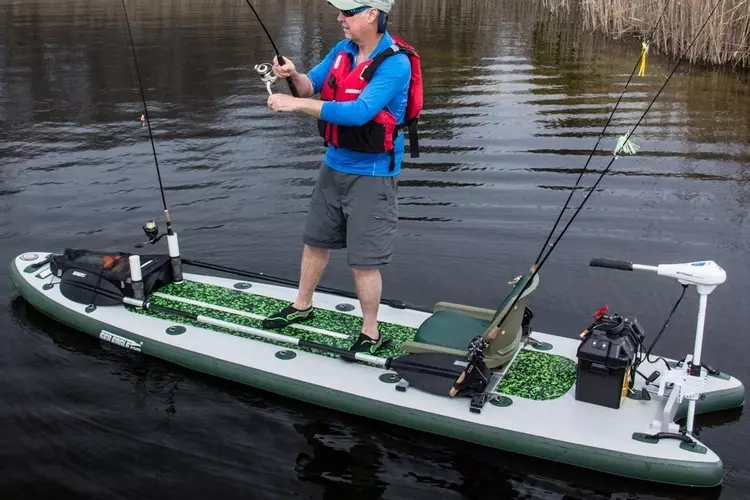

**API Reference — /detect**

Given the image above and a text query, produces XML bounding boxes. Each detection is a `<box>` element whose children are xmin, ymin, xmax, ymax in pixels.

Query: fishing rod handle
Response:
<box><xmin>286</xmin><ymin>76</ymin><xmax>300</xmax><ymax>97</ymax></box>
<box><xmin>589</xmin><ymin>258</ymin><xmax>633</xmax><ymax>271</ymax></box>
<box><xmin>275</xmin><ymin>54</ymin><xmax>300</xmax><ymax>97</ymax></box>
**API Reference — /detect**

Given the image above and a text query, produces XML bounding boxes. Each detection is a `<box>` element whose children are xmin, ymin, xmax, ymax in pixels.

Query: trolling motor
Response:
<box><xmin>254</xmin><ymin>63</ymin><xmax>278</xmax><ymax>95</ymax></box>
<box><xmin>588</xmin><ymin>258</ymin><xmax>727</xmax><ymax>438</ymax></box>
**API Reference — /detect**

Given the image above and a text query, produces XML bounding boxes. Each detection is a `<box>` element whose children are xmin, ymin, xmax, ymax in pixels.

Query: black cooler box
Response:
<box><xmin>575</xmin><ymin>317</ymin><xmax>641</xmax><ymax>409</ymax></box>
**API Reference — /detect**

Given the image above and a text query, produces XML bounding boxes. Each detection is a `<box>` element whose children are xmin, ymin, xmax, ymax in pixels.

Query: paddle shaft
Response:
<box><xmin>59</xmin><ymin>277</ymin><xmax>474</xmax><ymax>392</ymax></box>
<box><xmin>138</xmin><ymin>298</ymin><xmax>386</xmax><ymax>365</ymax></box>
<box><xmin>149</xmin><ymin>297</ymin><xmax>470</xmax><ymax>382</ymax></box>
<box><xmin>133</xmin><ymin>296</ymin><xmax>467</xmax><ymax>379</ymax></box>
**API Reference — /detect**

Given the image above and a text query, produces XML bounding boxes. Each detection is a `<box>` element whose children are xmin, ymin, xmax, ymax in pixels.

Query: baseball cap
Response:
<box><xmin>327</xmin><ymin>0</ymin><xmax>394</xmax><ymax>14</ymax></box>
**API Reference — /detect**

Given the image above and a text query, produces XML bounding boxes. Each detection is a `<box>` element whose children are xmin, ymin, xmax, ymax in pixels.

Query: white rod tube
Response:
<box><xmin>129</xmin><ymin>255</ymin><xmax>143</xmax><ymax>282</ymax></box>
<box><xmin>167</xmin><ymin>232</ymin><xmax>183</xmax><ymax>283</ymax></box>
<box><xmin>129</xmin><ymin>254</ymin><xmax>145</xmax><ymax>300</ymax></box>
<box><xmin>167</xmin><ymin>233</ymin><xmax>180</xmax><ymax>258</ymax></box>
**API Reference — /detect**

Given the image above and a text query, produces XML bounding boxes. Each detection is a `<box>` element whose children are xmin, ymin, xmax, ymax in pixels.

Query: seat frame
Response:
<box><xmin>402</xmin><ymin>272</ymin><xmax>539</xmax><ymax>369</ymax></box>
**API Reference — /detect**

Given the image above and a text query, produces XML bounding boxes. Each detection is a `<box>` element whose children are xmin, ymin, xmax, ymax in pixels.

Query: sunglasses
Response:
<box><xmin>340</xmin><ymin>5</ymin><xmax>371</xmax><ymax>17</ymax></box>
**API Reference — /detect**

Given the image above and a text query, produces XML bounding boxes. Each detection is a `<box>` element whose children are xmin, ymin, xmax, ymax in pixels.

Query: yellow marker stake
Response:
<box><xmin>638</xmin><ymin>41</ymin><xmax>649</xmax><ymax>76</ymax></box>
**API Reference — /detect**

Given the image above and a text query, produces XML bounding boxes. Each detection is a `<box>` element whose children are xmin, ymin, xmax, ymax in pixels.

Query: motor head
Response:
<box><xmin>657</xmin><ymin>260</ymin><xmax>726</xmax><ymax>287</ymax></box>
<box><xmin>590</xmin><ymin>257</ymin><xmax>727</xmax><ymax>290</ymax></box>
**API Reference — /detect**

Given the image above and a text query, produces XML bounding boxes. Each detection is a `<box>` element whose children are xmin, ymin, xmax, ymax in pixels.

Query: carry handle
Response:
<box><xmin>589</xmin><ymin>258</ymin><xmax>633</xmax><ymax>271</ymax></box>
<box><xmin>590</xmin><ymin>362</ymin><xmax>610</xmax><ymax>375</ymax></box>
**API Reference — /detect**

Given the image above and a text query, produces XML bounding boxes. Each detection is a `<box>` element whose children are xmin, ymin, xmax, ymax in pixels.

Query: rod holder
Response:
<box><xmin>129</xmin><ymin>254</ymin><xmax>145</xmax><ymax>300</ymax></box>
<box><xmin>167</xmin><ymin>233</ymin><xmax>183</xmax><ymax>283</ymax></box>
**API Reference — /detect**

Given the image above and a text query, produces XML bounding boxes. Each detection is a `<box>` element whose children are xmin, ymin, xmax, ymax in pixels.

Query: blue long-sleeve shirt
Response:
<box><xmin>307</xmin><ymin>31</ymin><xmax>411</xmax><ymax>176</ymax></box>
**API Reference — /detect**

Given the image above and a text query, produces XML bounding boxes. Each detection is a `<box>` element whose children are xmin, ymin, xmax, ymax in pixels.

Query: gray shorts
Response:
<box><xmin>303</xmin><ymin>163</ymin><xmax>398</xmax><ymax>268</ymax></box>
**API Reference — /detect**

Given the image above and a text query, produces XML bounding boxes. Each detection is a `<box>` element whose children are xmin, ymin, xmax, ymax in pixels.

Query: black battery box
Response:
<box><xmin>575</xmin><ymin>312</ymin><xmax>643</xmax><ymax>409</ymax></box>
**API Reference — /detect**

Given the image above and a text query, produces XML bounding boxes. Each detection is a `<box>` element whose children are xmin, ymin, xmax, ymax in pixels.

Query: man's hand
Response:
<box><xmin>273</xmin><ymin>56</ymin><xmax>297</xmax><ymax>79</ymax></box>
<box><xmin>267</xmin><ymin>93</ymin><xmax>298</xmax><ymax>112</ymax></box>
<box><xmin>270</xmin><ymin>56</ymin><xmax>316</xmax><ymax>97</ymax></box>
<box><xmin>267</xmin><ymin>93</ymin><xmax>324</xmax><ymax>118</ymax></box>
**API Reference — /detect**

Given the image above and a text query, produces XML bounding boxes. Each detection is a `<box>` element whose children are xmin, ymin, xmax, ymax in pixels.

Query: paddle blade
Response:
<box><xmin>388</xmin><ymin>353</ymin><xmax>471</xmax><ymax>397</ymax></box>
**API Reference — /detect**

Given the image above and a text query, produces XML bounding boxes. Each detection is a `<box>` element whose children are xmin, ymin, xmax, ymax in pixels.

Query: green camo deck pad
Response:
<box><xmin>495</xmin><ymin>349</ymin><xmax>577</xmax><ymax>400</ymax></box>
<box><xmin>126</xmin><ymin>279</ymin><xmax>418</xmax><ymax>359</ymax></box>
<box><xmin>127</xmin><ymin>280</ymin><xmax>577</xmax><ymax>400</ymax></box>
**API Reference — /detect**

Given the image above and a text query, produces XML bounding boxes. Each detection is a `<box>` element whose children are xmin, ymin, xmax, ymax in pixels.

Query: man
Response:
<box><xmin>262</xmin><ymin>0</ymin><xmax>419</xmax><ymax>354</ymax></box>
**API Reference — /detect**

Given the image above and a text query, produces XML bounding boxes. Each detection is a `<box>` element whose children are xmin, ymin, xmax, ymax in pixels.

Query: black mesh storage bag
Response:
<box><xmin>49</xmin><ymin>248</ymin><xmax>174</xmax><ymax>306</ymax></box>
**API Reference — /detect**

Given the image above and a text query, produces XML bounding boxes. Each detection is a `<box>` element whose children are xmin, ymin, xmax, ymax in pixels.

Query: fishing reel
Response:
<box><xmin>254</xmin><ymin>63</ymin><xmax>277</xmax><ymax>95</ymax></box>
<box><xmin>135</xmin><ymin>220</ymin><xmax>165</xmax><ymax>248</ymax></box>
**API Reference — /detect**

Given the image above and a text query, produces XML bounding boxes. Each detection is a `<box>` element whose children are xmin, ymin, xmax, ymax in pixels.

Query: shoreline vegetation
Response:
<box><xmin>541</xmin><ymin>0</ymin><xmax>750</xmax><ymax>69</ymax></box>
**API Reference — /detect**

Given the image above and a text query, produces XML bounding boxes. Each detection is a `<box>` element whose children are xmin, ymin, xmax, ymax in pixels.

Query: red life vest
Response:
<box><xmin>317</xmin><ymin>34</ymin><xmax>423</xmax><ymax>170</ymax></box>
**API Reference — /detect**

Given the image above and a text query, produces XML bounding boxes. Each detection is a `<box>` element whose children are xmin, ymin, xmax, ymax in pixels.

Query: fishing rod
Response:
<box><xmin>119</xmin><ymin>0</ymin><xmax>183</xmax><ymax>282</ymax></box>
<box><xmin>242</xmin><ymin>0</ymin><xmax>299</xmax><ymax>97</ymax></box>
<box><xmin>117</xmin><ymin>0</ymin><xmax>417</xmax><ymax>312</ymax></box>
<box><xmin>490</xmin><ymin>0</ymin><xmax>726</xmax><ymax>333</ymax></box>
<box><xmin>182</xmin><ymin>258</ymin><xmax>434</xmax><ymax>313</ymax></box>
<box><xmin>533</xmin><ymin>0</ymin><xmax>674</xmax><ymax>265</ymax></box>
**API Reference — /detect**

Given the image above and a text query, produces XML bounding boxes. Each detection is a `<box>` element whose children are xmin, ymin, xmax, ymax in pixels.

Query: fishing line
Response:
<box><xmin>119</xmin><ymin>0</ymin><xmax>175</xmax><ymax>233</ymax></box>
<box><xmin>242</xmin><ymin>0</ymin><xmax>300</xmax><ymax>97</ymax></box>
<box><xmin>533</xmin><ymin>0</ymin><xmax>674</xmax><ymax>265</ymax></box>
<box><xmin>536</xmin><ymin>0</ymin><xmax>724</xmax><ymax>267</ymax></box>
<box><xmin>494</xmin><ymin>0</ymin><xmax>726</xmax><ymax>332</ymax></box>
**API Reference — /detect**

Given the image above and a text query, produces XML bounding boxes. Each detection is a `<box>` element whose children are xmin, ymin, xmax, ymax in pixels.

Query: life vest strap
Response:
<box><xmin>406</xmin><ymin>118</ymin><xmax>419</xmax><ymax>158</ymax></box>
<box><xmin>318</xmin><ymin>39</ymin><xmax>422</xmax><ymax>166</ymax></box>
<box><xmin>361</xmin><ymin>44</ymin><xmax>411</xmax><ymax>82</ymax></box>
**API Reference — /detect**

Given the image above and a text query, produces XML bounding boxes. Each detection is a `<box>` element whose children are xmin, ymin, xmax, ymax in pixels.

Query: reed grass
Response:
<box><xmin>541</xmin><ymin>0</ymin><xmax>750</xmax><ymax>68</ymax></box>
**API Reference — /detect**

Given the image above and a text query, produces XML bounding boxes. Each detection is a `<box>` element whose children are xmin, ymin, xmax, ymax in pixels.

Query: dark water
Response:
<box><xmin>2</xmin><ymin>0</ymin><xmax>749</xmax><ymax>498</ymax></box>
